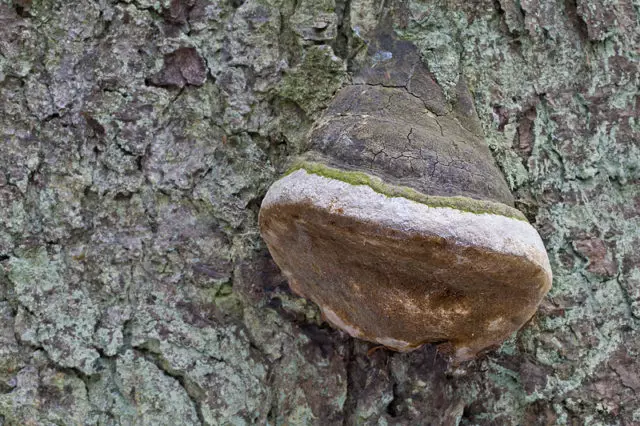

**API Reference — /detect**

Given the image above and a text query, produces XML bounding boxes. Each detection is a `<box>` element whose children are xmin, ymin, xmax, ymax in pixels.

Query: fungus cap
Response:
<box><xmin>259</xmin><ymin>167</ymin><xmax>552</xmax><ymax>362</ymax></box>
<box><xmin>259</xmin><ymin>27</ymin><xmax>552</xmax><ymax>362</ymax></box>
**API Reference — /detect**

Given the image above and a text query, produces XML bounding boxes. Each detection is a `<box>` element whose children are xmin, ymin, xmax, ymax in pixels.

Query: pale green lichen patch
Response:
<box><xmin>278</xmin><ymin>45</ymin><xmax>347</xmax><ymax>115</ymax></box>
<box><xmin>284</xmin><ymin>161</ymin><xmax>528</xmax><ymax>221</ymax></box>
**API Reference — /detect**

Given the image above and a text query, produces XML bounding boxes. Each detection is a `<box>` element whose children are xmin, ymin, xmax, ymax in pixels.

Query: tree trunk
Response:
<box><xmin>0</xmin><ymin>0</ymin><xmax>638</xmax><ymax>424</ymax></box>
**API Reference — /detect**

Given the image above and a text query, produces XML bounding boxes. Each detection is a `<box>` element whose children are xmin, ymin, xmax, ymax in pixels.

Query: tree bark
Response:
<box><xmin>0</xmin><ymin>0</ymin><xmax>638</xmax><ymax>424</ymax></box>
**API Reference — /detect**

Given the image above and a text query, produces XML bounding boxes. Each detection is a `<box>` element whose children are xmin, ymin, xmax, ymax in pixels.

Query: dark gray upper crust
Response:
<box><xmin>305</xmin><ymin>30</ymin><xmax>515</xmax><ymax>206</ymax></box>
<box><xmin>306</xmin><ymin>84</ymin><xmax>515</xmax><ymax>205</ymax></box>
<box><xmin>353</xmin><ymin>27</ymin><xmax>449</xmax><ymax>116</ymax></box>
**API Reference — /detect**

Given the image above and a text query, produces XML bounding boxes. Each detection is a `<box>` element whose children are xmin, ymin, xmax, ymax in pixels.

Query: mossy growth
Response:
<box><xmin>284</xmin><ymin>161</ymin><xmax>528</xmax><ymax>221</ymax></box>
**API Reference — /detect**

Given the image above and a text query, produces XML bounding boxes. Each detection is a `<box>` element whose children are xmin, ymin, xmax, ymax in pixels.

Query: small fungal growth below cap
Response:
<box><xmin>259</xmin><ymin>26</ymin><xmax>552</xmax><ymax>363</ymax></box>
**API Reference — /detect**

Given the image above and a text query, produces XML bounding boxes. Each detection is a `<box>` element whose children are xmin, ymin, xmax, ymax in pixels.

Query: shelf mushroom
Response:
<box><xmin>259</xmin><ymin>30</ymin><xmax>552</xmax><ymax>363</ymax></box>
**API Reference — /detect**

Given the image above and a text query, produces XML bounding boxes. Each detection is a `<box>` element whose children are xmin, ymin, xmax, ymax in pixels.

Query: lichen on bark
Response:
<box><xmin>0</xmin><ymin>0</ymin><xmax>639</xmax><ymax>424</ymax></box>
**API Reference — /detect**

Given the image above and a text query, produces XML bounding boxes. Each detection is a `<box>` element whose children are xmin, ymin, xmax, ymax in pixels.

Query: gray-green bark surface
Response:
<box><xmin>0</xmin><ymin>0</ymin><xmax>638</xmax><ymax>424</ymax></box>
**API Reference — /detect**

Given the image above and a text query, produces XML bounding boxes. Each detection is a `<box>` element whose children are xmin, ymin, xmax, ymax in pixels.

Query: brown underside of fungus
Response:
<box><xmin>259</xmin><ymin>24</ymin><xmax>552</xmax><ymax>363</ymax></box>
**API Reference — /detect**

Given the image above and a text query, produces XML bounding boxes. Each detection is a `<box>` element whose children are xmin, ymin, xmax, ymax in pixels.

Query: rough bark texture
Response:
<box><xmin>0</xmin><ymin>0</ymin><xmax>638</xmax><ymax>425</ymax></box>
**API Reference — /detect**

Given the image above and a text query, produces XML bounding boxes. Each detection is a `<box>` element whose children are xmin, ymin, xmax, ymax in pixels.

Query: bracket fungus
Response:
<box><xmin>259</xmin><ymin>29</ymin><xmax>552</xmax><ymax>363</ymax></box>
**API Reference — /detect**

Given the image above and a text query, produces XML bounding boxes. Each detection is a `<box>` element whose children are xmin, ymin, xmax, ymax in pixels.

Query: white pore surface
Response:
<box><xmin>262</xmin><ymin>169</ymin><xmax>552</xmax><ymax>279</ymax></box>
